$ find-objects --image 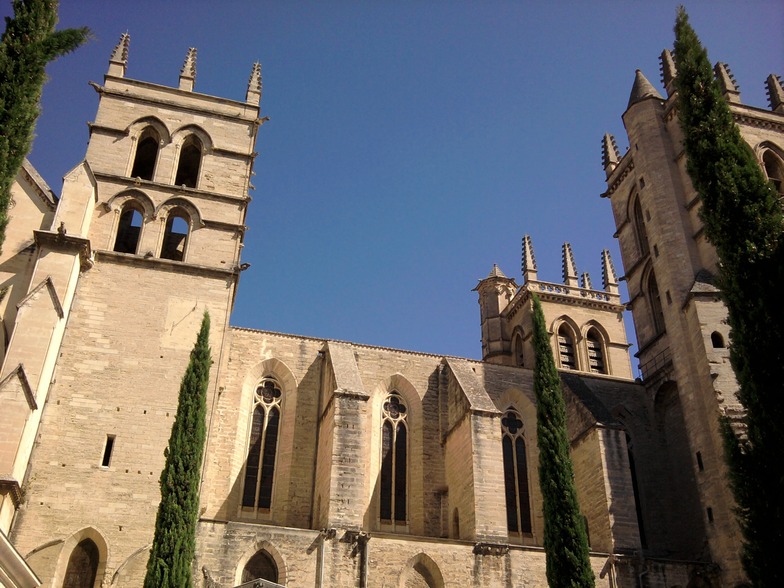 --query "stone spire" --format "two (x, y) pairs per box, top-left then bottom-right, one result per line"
(179, 47), (197, 92)
(562, 242), (578, 287)
(601, 249), (619, 295)
(627, 69), (663, 109)
(660, 49), (677, 98)
(521, 234), (538, 282)
(602, 133), (621, 177)
(766, 74), (784, 113)
(246, 62), (262, 106)
(108, 32), (130, 78)
(580, 272), (592, 290)
(714, 62), (741, 104)
(487, 264), (508, 279)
